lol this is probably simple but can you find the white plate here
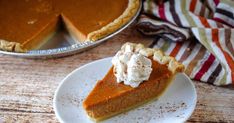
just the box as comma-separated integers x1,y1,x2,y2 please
53,57,197,123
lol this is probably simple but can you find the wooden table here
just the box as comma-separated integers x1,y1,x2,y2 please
0,25,234,123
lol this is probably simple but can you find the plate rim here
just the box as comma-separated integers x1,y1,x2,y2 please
53,57,197,123
53,58,111,123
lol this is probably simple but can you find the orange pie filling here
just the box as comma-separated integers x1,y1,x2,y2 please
0,0,139,52
83,42,184,121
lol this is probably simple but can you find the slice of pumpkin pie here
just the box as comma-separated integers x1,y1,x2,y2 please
83,42,184,121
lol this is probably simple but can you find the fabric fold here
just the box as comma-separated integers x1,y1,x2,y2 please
137,15,191,42
137,0,234,85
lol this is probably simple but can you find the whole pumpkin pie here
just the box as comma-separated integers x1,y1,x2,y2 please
83,42,184,121
0,0,140,52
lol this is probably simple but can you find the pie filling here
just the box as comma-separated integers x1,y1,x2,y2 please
83,61,174,120
83,42,184,121
0,0,139,52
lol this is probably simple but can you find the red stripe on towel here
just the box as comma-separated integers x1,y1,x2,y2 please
213,17,234,28
158,3,167,21
189,0,197,12
194,54,215,80
170,43,182,57
214,0,220,6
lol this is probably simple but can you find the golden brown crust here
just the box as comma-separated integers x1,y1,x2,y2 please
0,40,26,53
87,0,140,41
121,42,185,73
0,0,140,52
0,0,139,52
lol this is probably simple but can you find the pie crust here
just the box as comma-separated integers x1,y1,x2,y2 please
120,42,184,73
87,0,140,41
83,42,184,121
0,40,26,53
0,0,140,53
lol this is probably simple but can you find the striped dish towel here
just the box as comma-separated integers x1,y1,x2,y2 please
137,0,234,85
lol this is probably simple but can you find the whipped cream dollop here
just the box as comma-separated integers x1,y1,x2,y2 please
112,49,152,88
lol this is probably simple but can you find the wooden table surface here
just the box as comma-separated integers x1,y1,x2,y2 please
0,25,234,123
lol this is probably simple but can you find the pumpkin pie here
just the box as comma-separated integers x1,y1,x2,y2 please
83,42,184,121
0,0,140,52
